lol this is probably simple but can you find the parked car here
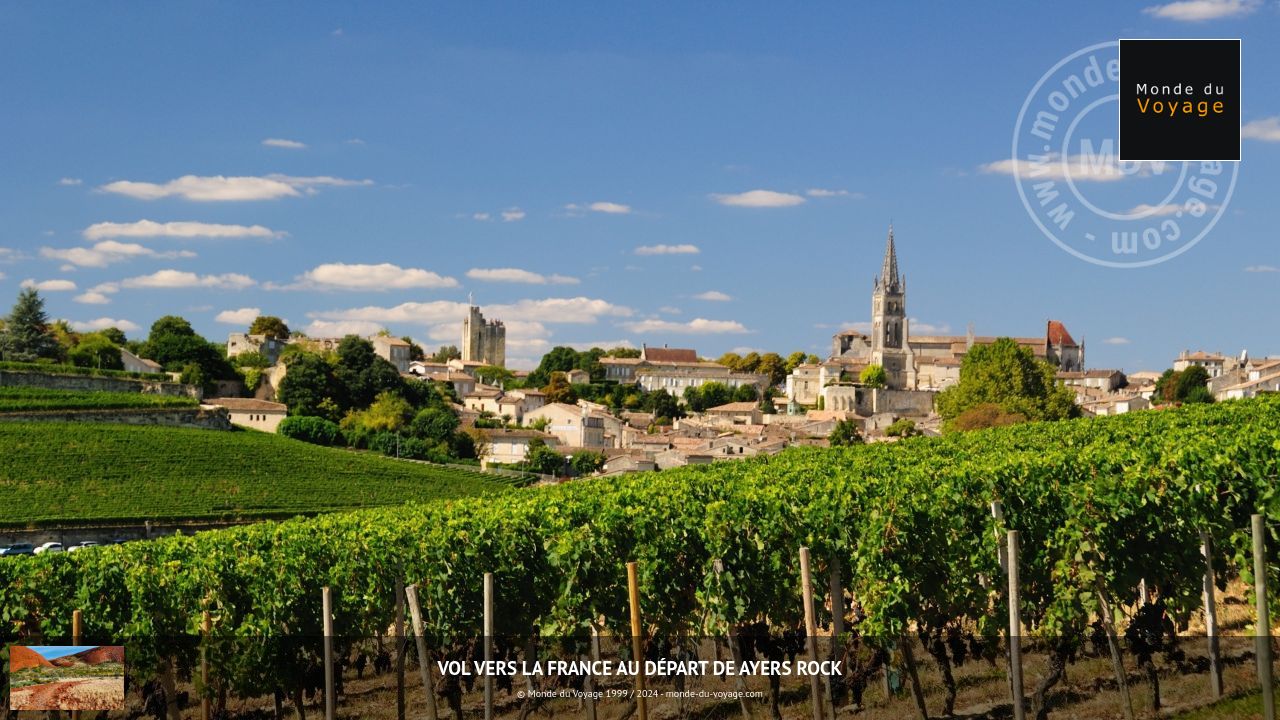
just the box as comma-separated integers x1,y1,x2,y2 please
68,541,100,553
0,543,35,556
34,542,64,554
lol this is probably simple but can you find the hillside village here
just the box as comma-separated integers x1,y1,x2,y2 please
2,228,1274,481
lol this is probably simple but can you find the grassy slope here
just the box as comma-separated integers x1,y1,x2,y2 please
0,387,197,411
0,423,511,527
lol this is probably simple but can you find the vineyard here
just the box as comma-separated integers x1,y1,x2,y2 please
0,423,513,527
0,386,198,412
0,360,168,381
2,397,1280,719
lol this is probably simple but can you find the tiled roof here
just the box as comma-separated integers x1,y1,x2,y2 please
706,402,760,413
208,397,287,412
641,346,699,363
1046,320,1077,347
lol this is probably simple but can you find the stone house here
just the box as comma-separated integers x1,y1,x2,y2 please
208,397,288,432
478,428,558,466
372,336,412,373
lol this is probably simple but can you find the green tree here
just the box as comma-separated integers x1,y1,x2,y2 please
355,391,415,432
543,371,578,404
524,438,565,476
401,336,425,362
99,327,128,346
732,384,759,402
684,381,733,412
528,346,579,387
785,351,808,374
475,365,515,386
757,352,787,386
278,352,344,420
860,364,887,389
335,335,404,408
885,418,920,437
248,315,290,339
230,350,270,369
428,345,461,363
935,338,1079,431
0,288,60,361
1175,365,1213,403
570,450,606,476
68,332,124,370
410,406,460,443
828,418,864,446
646,389,685,422
142,315,236,387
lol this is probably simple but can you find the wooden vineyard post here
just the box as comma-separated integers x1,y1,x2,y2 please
395,580,407,720
201,609,212,720
323,586,335,720
798,547,825,720
713,559,754,720
72,609,83,720
1201,531,1222,699
583,624,599,720
1094,581,1136,720
484,572,495,720
826,557,842,719
899,634,929,720
405,584,440,720
1006,530,1025,720
627,561,649,720
1254,514,1276,720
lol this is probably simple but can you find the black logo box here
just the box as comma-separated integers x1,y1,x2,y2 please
1119,39,1240,162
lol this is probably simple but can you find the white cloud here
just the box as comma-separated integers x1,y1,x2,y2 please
310,297,632,327
20,278,77,292
694,290,732,301
84,220,282,241
635,244,700,256
69,317,140,332
658,306,681,315
0,247,24,263
59,177,82,186
73,291,111,305
620,318,749,335
466,268,579,285
122,270,255,290
345,138,366,145
215,307,263,325
264,174,373,189
501,207,526,222
279,263,459,291
711,189,806,208
1127,202,1221,217
472,212,492,221
980,154,1171,183
806,188,864,199
1103,337,1132,345
99,174,372,201
41,241,196,268
1245,265,1279,273
566,339,635,351
262,138,307,149
589,201,632,215
303,319,385,337
0,271,5,280
1242,117,1280,142
1143,0,1259,21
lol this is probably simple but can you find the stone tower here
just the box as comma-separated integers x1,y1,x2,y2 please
461,304,506,367
869,225,914,390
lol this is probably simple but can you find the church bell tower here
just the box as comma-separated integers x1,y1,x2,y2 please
869,225,913,389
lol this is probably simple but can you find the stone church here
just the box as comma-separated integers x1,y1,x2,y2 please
791,226,1085,401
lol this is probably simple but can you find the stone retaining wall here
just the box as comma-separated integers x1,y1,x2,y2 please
0,405,231,430
0,369,200,398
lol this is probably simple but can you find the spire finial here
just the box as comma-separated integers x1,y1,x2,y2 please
878,223,900,292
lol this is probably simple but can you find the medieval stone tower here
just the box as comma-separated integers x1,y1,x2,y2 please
869,225,915,390
461,303,506,367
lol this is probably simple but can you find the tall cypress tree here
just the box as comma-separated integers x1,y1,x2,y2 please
1,288,60,361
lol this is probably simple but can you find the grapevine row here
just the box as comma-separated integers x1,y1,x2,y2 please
2,397,1279,716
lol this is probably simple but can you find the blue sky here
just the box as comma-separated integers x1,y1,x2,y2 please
24,646,98,661
0,2,1276,371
